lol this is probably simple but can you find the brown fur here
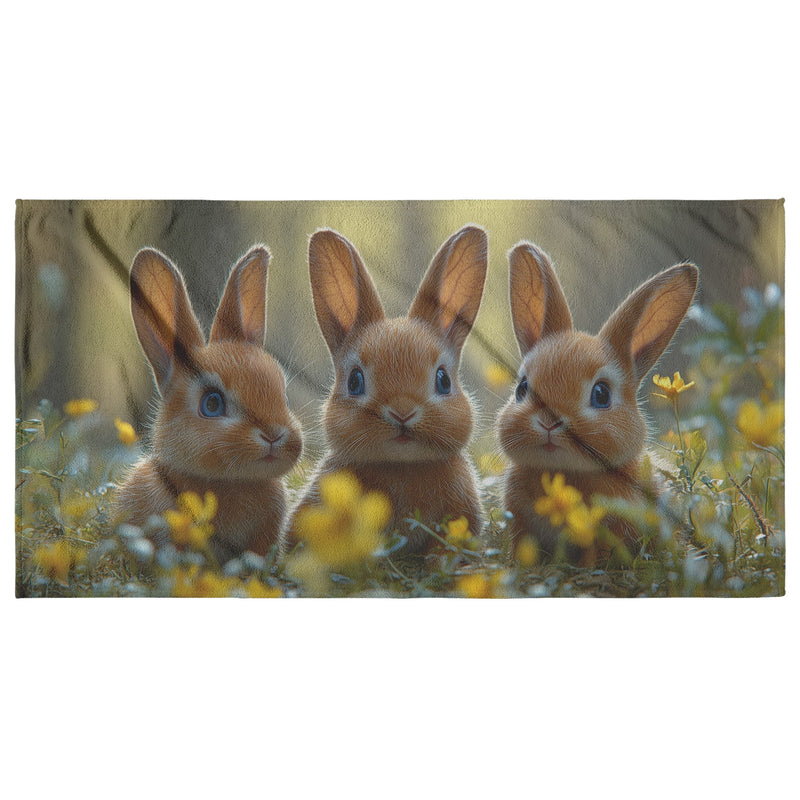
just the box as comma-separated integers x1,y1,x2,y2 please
286,226,488,555
115,246,302,562
497,241,698,559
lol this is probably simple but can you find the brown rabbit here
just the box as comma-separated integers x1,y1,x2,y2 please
115,245,302,562
286,225,489,555
497,241,698,559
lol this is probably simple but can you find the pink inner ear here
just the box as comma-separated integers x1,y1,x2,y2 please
509,243,572,354
601,263,699,383
130,249,205,390
439,260,478,335
410,225,487,353
310,230,385,354
211,248,269,346
237,263,267,345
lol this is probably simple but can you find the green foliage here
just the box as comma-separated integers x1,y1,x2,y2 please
15,287,784,598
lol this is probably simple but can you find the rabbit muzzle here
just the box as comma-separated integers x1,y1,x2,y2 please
533,415,565,451
258,425,290,461
383,405,420,442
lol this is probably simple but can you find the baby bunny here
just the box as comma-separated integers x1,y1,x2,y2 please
497,241,698,559
286,225,489,555
115,245,302,562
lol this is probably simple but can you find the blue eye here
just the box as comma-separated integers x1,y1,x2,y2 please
200,389,226,418
590,381,611,409
435,367,451,395
348,367,365,396
515,377,528,403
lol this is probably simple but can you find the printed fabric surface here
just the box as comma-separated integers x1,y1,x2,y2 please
14,200,785,597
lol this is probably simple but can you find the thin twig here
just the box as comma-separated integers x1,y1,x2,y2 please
727,472,771,540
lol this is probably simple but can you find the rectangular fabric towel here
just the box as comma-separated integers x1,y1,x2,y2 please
14,199,785,598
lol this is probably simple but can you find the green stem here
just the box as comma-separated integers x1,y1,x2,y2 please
672,397,689,487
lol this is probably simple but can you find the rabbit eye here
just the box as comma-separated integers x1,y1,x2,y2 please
348,367,365,396
515,377,528,403
435,367,451,395
590,381,611,409
199,389,226,418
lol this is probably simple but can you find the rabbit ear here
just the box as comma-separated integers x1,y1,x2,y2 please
210,245,270,346
600,263,699,384
408,225,488,355
508,242,573,354
309,229,385,354
130,248,205,393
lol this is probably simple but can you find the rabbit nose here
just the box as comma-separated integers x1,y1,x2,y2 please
536,418,564,433
260,427,287,445
386,407,419,426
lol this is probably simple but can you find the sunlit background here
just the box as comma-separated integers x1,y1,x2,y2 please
16,199,785,460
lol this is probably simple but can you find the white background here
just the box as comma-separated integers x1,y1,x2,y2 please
2,2,797,798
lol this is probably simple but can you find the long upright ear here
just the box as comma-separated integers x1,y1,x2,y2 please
210,245,270,346
599,263,699,384
130,248,205,393
308,229,385,355
508,242,573,354
408,225,488,355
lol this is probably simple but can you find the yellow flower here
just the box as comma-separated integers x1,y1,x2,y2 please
64,398,98,416
114,418,138,446
534,473,583,526
652,371,696,401
165,491,217,549
515,536,539,568
737,399,784,448
446,516,472,547
456,570,505,599
33,540,75,583
294,471,391,568
244,577,283,598
171,565,235,597
484,362,515,390
564,504,606,548
319,471,361,512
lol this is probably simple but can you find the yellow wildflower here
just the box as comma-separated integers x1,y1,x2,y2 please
34,540,75,584
165,491,217,549
64,398,98,416
737,399,784,448
534,473,583,526
652,371,695,401
456,570,505,599
484,362,514,390
515,536,539,568
319,471,361,512
564,504,606,548
114,418,138,446
244,577,283,598
446,516,472,547
294,471,391,568
171,565,234,597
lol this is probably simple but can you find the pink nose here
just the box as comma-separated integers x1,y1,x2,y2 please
260,430,284,445
388,410,416,425
537,419,563,433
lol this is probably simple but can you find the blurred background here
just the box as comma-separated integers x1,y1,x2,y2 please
15,199,784,457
